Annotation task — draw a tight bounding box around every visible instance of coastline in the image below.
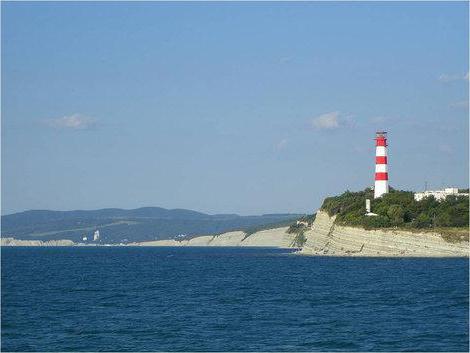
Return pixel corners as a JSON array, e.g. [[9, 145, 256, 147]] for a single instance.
[[299, 211, 469, 257], [2, 214, 468, 257], [127, 227, 297, 248], [0, 227, 298, 249]]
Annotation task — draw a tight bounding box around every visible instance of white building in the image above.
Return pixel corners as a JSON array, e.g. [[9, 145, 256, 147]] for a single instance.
[[93, 230, 100, 241], [414, 187, 469, 202]]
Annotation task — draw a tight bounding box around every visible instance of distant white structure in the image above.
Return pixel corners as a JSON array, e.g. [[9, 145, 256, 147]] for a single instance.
[[93, 230, 100, 241], [365, 199, 377, 216], [414, 187, 469, 202], [374, 131, 389, 199], [296, 220, 309, 227], [82, 236, 88, 241]]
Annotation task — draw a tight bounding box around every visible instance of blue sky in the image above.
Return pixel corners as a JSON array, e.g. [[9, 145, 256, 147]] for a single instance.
[[2, 2, 468, 215]]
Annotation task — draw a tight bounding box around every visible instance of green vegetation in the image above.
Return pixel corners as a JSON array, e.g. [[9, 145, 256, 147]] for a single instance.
[[285, 213, 316, 248], [438, 228, 469, 243], [286, 223, 305, 234], [291, 231, 308, 248], [241, 213, 315, 245], [321, 188, 469, 235], [286, 214, 316, 234]]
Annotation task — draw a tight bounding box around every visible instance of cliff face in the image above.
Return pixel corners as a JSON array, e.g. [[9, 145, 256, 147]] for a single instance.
[[1, 228, 297, 248], [1, 238, 76, 246], [132, 228, 297, 248], [301, 211, 469, 257], [5, 213, 466, 257]]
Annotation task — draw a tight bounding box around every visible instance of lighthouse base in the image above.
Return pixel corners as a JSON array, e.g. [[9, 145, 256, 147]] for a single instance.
[[374, 181, 389, 199]]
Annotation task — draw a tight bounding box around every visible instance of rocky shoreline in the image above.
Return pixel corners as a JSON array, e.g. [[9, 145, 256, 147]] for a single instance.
[[0, 227, 298, 249], [128, 227, 297, 248], [1, 238, 77, 247], [300, 211, 469, 257], [2, 212, 468, 257]]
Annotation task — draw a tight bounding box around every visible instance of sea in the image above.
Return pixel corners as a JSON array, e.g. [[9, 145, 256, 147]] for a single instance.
[[1, 247, 468, 352]]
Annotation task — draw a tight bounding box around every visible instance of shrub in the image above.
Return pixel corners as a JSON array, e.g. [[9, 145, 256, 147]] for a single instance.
[[412, 213, 432, 228], [321, 187, 468, 230], [387, 204, 405, 226], [287, 213, 316, 234], [292, 231, 307, 248], [287, 223, 305, 234], [363, 215, 391, 229]]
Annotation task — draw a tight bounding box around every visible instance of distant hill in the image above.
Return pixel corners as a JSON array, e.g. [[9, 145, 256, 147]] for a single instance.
[[1, 207, 304, 243]]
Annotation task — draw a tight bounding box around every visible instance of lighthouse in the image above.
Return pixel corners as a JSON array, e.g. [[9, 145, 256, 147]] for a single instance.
[[374, 131, 389, 198]]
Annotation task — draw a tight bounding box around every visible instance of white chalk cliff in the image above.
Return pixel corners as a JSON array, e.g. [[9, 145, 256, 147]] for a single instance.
[[1, 238, 76, 246], [300, 211, 468, 257], [131, 227, 297, 248], [3, 211, 468, 257]]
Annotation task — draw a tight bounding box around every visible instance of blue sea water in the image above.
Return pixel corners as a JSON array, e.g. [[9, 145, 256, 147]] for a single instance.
[[1, 247, 468, 352]]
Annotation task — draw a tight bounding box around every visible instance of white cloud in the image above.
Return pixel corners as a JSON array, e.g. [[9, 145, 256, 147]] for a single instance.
[[44, 114, 96, 130], [438, 72, 469, 82], [311, 111, 341, 130]]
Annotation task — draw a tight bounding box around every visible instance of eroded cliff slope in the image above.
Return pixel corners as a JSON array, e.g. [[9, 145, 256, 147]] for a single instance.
[[131, 227, 297, 248], [300, 211, 468, 257]]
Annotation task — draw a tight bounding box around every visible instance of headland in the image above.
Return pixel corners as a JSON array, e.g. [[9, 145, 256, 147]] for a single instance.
[[299, 210, 468, 257]]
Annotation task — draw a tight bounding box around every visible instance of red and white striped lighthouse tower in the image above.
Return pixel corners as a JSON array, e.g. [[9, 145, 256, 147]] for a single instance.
[[374, 131, 389, 198]]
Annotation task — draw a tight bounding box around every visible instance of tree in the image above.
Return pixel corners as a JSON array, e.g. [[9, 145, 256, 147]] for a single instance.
[[321, 188, 468, 230], [387, 204, 405, 226], [435, 212, 452, 227], [412, 213, 432, 228], [363, 215, 390, 229]]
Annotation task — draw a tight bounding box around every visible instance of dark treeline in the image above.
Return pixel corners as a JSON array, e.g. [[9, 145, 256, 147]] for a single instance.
[[322, 188, 469, 229]]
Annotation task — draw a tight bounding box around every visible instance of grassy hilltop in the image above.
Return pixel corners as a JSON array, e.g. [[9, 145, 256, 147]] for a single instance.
[[321, 188, 469, 242]]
